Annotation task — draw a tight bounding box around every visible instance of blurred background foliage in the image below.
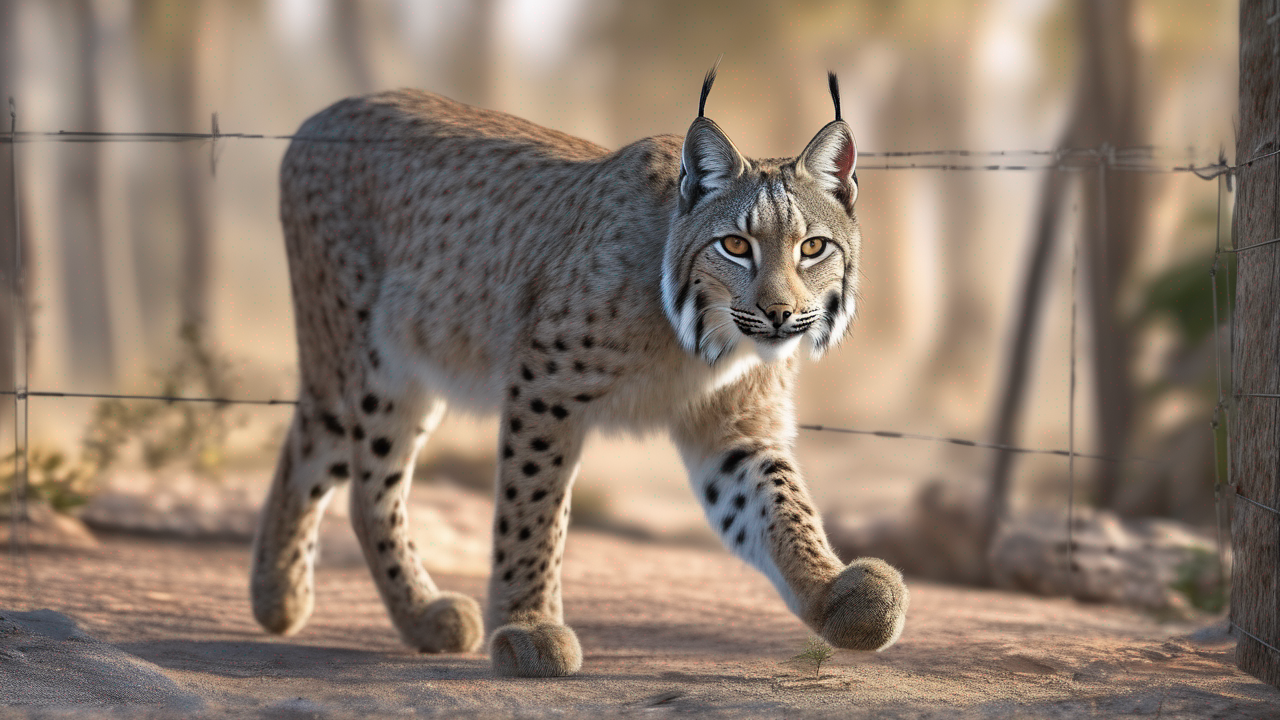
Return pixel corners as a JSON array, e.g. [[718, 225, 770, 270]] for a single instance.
[[0, 0, 1239, 526]]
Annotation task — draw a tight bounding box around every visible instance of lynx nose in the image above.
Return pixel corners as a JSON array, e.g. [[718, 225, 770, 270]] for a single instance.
[[764, 303, 793, 328]]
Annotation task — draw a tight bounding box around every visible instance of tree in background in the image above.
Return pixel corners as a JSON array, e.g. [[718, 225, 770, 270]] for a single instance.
[[60, 0, 115, 387]]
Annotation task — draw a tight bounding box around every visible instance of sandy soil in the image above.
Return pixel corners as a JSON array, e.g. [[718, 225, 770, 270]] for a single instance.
[[2, 507, 1277, 720]]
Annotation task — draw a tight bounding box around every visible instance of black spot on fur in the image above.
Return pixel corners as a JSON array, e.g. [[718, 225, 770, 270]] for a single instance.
[[371, 438, 392, 457], [505, 486, 517, 500], [521, 365, 534, 381], [721, 448, 754, 474], [825, 293, 841, 318], [362, 471, 372, 482], [321, 413, 344, 436], [357, 309, 369, 322], [310, 485, 324, 498], [503, 570, 514, 582], [523, 462, 540, 476], [722, 515, 735, 532], [545, 360, 558, 374], [735, 529, 746, 545], [361, 394, 379, 414], [574, 393, 593, 403], [531, 339, 546, 352], [519, 527, 531, 541], [532, 489, 547, 502], [582, 336, 594, 348], [553, 456, 563, 466], [499, 517, 509, 535], [329, 462, 349, 478], [510, 417, 523, 433], [773, 477, 786, 487], [705, 483, 719, 505], [532, 438, 550, 451], [530, 399, 547, 413], [503, 445, 514, 459], [573, 360, 587, 373], [385, 472, 403, 488], [554, 338, 567, 351], [551, 405, 568, 419], [774, 494, 786, 504], [510, 386, 520, 399], [353, 425, 365, 440], [376, 541, 389, 553], [387, 565, 401, 579], [496, 549, 506, 563], [733, 494, 746, 509], [762, 459, 792, 476]]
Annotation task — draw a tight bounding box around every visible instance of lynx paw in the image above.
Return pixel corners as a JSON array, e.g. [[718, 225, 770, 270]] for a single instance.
[[400, 592, 485, 653], [489, 621, 583, 677], [820, 558, 909, 651], [251, 573, 313, 637]]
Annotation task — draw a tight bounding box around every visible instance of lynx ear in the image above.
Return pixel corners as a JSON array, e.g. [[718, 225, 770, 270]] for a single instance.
[[797, 121, 858, 212], [679, 118, 746, 212]]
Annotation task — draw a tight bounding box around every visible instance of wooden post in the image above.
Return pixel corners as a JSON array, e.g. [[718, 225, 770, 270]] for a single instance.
[[1231, 0, 1280, 689]]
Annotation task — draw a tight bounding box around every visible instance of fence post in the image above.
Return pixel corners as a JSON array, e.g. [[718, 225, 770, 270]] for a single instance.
[[1231, 0, 1280, 689]]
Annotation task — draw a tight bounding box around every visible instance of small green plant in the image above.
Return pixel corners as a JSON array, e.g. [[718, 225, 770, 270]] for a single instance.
[[0, 447, 95, 513], [1171, 547, 1228, 613], [2, 324, 247, 515], [788, 636, 836, 680]]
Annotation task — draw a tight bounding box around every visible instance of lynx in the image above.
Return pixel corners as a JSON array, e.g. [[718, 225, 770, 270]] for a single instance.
[[250, 65, 909, 677]]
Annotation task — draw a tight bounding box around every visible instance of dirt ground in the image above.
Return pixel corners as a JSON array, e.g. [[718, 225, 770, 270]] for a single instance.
[[2, 506, 1278, 720]]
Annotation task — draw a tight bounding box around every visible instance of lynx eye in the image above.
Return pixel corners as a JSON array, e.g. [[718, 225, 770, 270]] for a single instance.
[[800, 237, 828, 258], [720, 235, 751, 258]]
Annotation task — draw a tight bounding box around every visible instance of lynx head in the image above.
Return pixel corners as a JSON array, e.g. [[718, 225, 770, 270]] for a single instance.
[[662, 66, 860, 366]]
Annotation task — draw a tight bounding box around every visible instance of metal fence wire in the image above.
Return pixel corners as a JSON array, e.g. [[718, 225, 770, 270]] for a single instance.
[[2, 105, 1276, 658]]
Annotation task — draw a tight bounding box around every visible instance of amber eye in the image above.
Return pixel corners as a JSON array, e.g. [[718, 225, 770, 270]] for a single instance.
[[721, 235, 751, 258], [800, 237, 828, 258]]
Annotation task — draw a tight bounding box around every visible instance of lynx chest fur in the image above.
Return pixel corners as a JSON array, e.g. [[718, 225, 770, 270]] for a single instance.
[[252, 72, 908, 678]]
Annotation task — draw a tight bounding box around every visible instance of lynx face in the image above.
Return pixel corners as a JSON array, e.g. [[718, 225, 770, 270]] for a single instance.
[[662, 115, 860, 366]]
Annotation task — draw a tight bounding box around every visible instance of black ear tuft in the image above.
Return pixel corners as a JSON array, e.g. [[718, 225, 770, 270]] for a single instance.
[[699, 55, 724, 118], [827, 71, 842, 122]]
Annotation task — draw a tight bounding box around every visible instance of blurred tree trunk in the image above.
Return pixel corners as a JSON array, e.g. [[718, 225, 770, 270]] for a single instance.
[[917, 38, 985, 410], [451, 0, 494, 106], [176, 3, 210, 336], [1075, 0, 1143, 510], [61, 0, 115, 387], [0, 0, 23, 427], [984, 0, 1143, 551], [332, 0, 374, 93], [132, 0, 212, 350]]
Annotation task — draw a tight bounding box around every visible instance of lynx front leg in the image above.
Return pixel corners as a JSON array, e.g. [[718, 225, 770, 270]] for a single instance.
[[672, 370, 908, 652], [348, 388, 483, 653], [485, 372, 587, 677]]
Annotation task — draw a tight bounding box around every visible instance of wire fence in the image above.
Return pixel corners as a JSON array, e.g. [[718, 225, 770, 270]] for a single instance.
[[2, 109, 1272, 656]]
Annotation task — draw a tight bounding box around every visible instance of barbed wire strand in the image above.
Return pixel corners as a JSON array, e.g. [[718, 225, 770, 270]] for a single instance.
[[0, 128, 1266, 176]]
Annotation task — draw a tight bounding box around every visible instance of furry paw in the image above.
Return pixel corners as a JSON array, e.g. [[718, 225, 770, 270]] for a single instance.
[[820, 558, 909, 651], [489, 621, 583, 677], [251, 573, 313, 637], [400, 592, 485, 653]]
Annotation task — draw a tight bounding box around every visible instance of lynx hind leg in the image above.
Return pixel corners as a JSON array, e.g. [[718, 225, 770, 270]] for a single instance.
[[348, 389, 483, 654], [251, 397, 352, 636]]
